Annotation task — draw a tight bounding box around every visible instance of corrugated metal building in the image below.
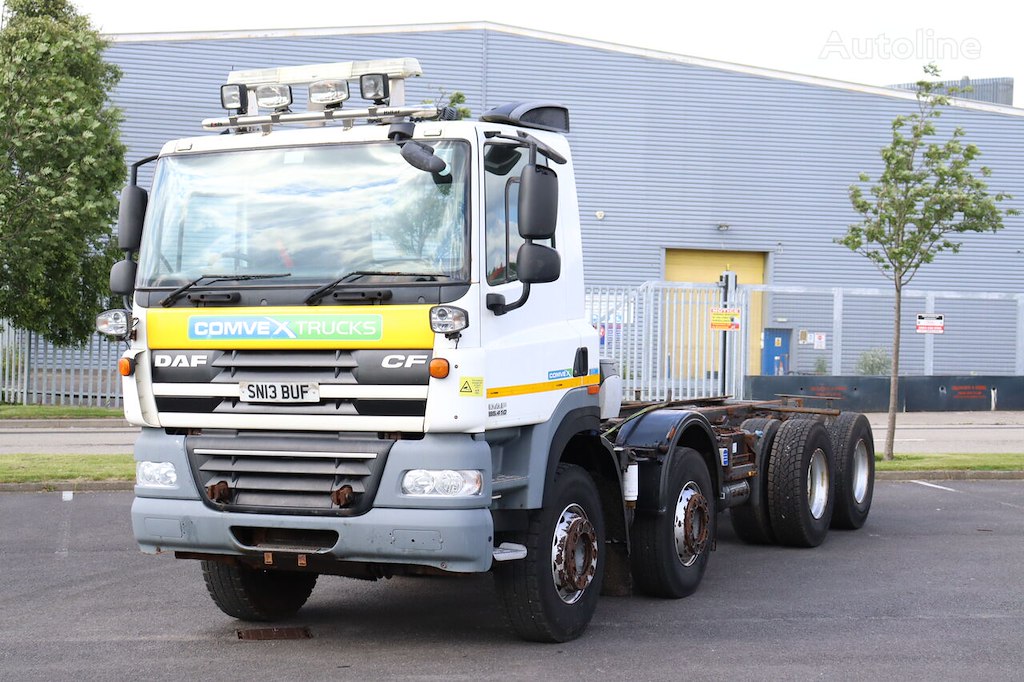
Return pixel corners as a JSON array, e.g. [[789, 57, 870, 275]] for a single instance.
[[103, 23, 1024, 375]]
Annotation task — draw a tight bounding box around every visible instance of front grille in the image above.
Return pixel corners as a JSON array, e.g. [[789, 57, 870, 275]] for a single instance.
[[187, 430, 393, 515], [152, 349, 430, 420]]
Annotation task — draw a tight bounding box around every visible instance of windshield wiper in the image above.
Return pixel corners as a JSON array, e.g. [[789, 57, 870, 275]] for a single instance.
[[159, 273, 291, 307], [305, 271, 448, 305]]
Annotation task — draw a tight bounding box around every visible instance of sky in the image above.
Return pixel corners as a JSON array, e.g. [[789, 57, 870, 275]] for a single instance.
[[68, 0, 1024, 107]]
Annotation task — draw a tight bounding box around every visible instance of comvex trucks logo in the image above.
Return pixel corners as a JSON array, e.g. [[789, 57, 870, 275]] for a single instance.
[[188, 314, 382, 341]]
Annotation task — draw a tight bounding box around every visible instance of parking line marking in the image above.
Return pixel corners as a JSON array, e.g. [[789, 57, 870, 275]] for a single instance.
[[911, 480, 958, 492]]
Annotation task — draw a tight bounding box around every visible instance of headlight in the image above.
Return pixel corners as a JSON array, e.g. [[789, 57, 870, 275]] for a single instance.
[[96, 309, 130, 337], [136, 461, 177, 488], [430, 306, 468, 335], [401, 469, 483, 497]]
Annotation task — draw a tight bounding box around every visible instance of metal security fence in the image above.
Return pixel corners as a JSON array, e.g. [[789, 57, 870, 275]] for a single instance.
[[586, 278, 1024, 402], [0, 322, 123, 407]]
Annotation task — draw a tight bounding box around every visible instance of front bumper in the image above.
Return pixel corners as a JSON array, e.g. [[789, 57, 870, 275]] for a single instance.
[[132, 496, 494, 572]]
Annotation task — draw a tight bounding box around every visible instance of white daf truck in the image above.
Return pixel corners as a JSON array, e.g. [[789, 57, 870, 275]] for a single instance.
[[98, 58, 875, 642]]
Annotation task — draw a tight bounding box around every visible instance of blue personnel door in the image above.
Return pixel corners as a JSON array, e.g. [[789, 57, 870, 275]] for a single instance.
[[761, 328, 791, 376]]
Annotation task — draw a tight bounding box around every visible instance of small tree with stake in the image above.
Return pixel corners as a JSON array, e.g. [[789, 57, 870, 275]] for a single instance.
[[839, 64, 1017, 460]]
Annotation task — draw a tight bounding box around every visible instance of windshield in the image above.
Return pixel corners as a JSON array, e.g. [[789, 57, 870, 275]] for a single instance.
[[137, 141, 469, 288]]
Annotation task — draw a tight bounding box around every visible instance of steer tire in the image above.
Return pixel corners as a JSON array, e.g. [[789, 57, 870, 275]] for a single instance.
[[494, 463, 605, 643], [201, 560, 318, 621], [767, 419, 835, 548], [828, 412, 875, 530], [730, 418, 781, 545], [631, 447, 716, 599]]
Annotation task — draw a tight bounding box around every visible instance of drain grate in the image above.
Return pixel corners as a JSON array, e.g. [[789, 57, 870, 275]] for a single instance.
[[236, 627, 313, 641]]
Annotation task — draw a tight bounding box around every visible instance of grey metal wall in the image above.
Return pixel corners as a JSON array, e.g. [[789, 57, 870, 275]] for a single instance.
[[103, 25, 1024, 375]]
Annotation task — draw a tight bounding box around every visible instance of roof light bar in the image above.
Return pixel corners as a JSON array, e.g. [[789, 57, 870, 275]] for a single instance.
[[209, 58, 424, 130]]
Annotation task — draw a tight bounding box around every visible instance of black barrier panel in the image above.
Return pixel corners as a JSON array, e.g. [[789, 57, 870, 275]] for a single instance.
[[744, 376, 895, 412], [902, 376, 1024, 411], [747, 375, 1024, 412]]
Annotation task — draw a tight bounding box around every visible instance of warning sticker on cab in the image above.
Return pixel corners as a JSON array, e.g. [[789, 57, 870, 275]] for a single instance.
[[459, 377, 484, 397]]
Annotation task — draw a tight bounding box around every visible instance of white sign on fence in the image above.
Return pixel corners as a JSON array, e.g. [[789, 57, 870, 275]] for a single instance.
[[916, 313, 945, 334]]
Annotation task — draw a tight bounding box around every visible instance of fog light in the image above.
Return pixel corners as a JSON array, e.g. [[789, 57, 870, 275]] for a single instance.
[[255, 83, 292, 110], [220, 83, 248, 111], [401, 469, 483, 497], [136, 461, 177, 488], [360, 73, 390, 103], [309, 79, 350, 106]]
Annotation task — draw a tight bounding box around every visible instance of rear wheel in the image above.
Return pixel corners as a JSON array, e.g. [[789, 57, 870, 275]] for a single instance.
[[631, 447, 715, 598], [730, 418, 780, 545], [828, 412, 875, 529], [201, 560, 317, 621], [494, 463, 605, 642], [767, 419, 835, 547]]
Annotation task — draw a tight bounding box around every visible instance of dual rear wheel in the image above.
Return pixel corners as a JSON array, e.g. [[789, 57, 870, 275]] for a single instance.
[[730, 411, 876, 547]]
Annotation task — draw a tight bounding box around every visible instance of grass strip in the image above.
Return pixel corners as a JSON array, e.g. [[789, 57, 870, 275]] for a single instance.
[[877, 452, 1024, 471], [0, 454, 134, 483], [0, 405, 123, 420]]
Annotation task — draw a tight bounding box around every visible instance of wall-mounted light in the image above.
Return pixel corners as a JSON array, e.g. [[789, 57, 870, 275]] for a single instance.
[[595, 211, 605, 220], [716, 223, 730, 232]]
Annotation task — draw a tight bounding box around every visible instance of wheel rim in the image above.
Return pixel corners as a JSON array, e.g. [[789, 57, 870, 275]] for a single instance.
[[673, 482, 709, 567], [550, 503, 598, 605], [851, 439, 870, 504], [806, 448, 829, 519]]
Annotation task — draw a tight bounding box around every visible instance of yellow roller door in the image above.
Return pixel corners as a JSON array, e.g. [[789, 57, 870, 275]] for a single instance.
[[665, 249, 766, 377]]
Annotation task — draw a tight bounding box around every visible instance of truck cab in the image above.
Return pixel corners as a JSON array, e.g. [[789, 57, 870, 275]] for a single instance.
[[101, 58, 626, 641]]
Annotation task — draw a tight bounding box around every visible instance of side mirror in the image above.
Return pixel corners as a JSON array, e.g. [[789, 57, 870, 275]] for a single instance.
[[518, 165, 557, 240], [118, 185, 148, 252], [516, 242, 560, 284], [110, 259, 137, 296], [400, 141, 448, 174]]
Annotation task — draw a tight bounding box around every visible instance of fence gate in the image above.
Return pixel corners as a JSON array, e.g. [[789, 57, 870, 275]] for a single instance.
[[586, 274, 750, 402]]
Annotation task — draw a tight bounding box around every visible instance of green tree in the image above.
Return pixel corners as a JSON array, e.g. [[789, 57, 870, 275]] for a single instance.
[[839, 64, 1016, 460], [0, 0, 125, 344]]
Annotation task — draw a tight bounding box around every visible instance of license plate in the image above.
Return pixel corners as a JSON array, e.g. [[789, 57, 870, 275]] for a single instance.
[[239, 381, 320, 403]]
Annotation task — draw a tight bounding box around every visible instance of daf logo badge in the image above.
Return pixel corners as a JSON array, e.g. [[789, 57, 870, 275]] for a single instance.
[[153, 353, 209, 368]]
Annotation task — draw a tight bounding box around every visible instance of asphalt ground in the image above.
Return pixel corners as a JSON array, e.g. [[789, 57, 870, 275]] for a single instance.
[[1, 481, 1021, 680]]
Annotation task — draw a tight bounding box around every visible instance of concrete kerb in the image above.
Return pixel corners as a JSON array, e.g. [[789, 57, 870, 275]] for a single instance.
[[0, 418, 134, 430]]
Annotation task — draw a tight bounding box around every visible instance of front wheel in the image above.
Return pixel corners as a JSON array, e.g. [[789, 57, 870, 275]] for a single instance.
[[494, 463, 606, 642], [630, 447, 716, 598], [201, 560, 318, 621]]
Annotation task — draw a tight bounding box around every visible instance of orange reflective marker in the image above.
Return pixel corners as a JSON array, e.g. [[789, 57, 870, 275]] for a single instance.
[[429, 358, 450, 379], [118, 357, 135, 376]]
